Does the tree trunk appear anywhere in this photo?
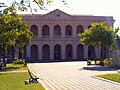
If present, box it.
[2,44,7,67]
[14,45,19,59]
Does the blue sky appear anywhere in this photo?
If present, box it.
[1,0,120,28]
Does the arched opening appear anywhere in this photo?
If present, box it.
[31,45,38,62]
[88,46,95,60]
[30,25,38,36]
[42,25,49,38]
[54,25,61,37]
[66,44,73,60]
[101,46,107,59]
[76,25,84,35]
[23,46,26,58]
[65,25,72,37]
[42,44,50,60]
[7,45,15,59]
[54,44,61,60]
[88,25,91,28]
[77,44,84,60]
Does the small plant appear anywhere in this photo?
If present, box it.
[87,60,91,65]
[13,59,24,64]
[103,58,112,65]
[95,60,101,65]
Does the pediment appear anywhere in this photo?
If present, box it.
[42,9,73,19]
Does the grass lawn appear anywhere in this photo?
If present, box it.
[0,72,45,90]
[97,73,120,83]
[2,64,28,71]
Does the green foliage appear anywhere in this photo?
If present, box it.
[0,12,32,66]
[0,72,45,90]
[103,58,112,65]
[95,60,101,65]
[13,59,24,64]
[79,22,114,47]
[0,13,32,46]
[0,0,53,13]
[87,60,92,65]
[78,22,115,59]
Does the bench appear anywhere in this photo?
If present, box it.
[25,70,39,85]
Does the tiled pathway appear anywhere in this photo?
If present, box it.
[28,61,120,90]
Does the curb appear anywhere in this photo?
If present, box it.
[91,75,120,86]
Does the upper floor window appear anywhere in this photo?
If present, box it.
[76,25,84,35]
[42,25,49,38]
[65,25,72,36]
[30,25,38,36]
[54,25,61,37]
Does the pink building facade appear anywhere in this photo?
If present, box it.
[23,9,113,62]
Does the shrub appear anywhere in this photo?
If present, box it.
[13,59,24,64]
[87,60,91,65]
[96,60,101,65]
[103,58,112,65]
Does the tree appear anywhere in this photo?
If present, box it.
[15,27,32,60]
[0,0,67,67]
[0,0,67,13]
[0,9,32,67]
[78,22,115,62]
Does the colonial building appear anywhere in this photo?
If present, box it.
[20,9,113,62]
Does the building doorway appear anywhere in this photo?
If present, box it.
[54,44,61,60]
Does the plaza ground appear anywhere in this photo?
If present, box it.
[28,61,120,90]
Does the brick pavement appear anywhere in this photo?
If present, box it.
[28,61,120,90]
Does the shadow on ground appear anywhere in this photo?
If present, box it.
[0,66,20,72]
[80,66,120,71]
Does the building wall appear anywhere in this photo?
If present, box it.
[23,9,113,62]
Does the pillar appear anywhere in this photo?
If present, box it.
[73,44,77,60]
[61,44,65,60]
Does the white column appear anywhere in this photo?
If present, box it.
[61,23,65,38]
[84,46,88,59]
[38,25,42,38]
[95,47,98,58]
[73,22,76,38]
[50,24,53,38]
[73,44,77,60]
[61,44,65,59]
[26,45,31,57]
[50,44,54,60]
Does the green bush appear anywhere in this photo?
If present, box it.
[87,60,91,65]
[95,60,101,65]
[103,58,112,65]
[13,59,24,64]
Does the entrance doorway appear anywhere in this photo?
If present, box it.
[54,44,61,60]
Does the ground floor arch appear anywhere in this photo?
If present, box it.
[31,45,38,62]
[42,44,50,60]
[66,44,73,60]
[88,46,95,59]
[25,43,104,61]
[77,44,84,60]
[7,45,15,58]
[54,44,61,60]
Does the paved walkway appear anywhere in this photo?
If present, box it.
[28,61,120,90]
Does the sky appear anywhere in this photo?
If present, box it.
[0,0,120,28]
[48,0,120,28]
